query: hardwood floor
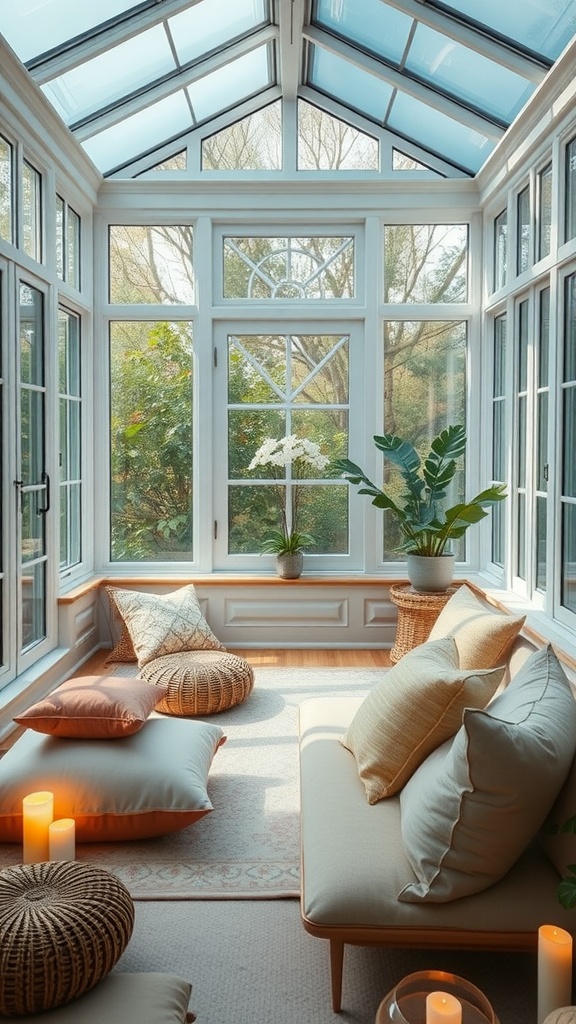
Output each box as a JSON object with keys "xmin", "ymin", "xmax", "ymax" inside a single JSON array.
[{"xmin": 82, "ymin": 646, "xmax": 391, "ymax": 674}]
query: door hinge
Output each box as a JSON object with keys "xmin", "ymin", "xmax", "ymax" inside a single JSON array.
[
  {"xmin": 214, "ymin": 520, "xmax": 218, "ymax": 540},
  {"xmin": 213, "ymin": 346, "xmax": 218, "ymax": 368}
]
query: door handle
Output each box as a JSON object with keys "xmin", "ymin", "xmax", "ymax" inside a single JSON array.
[{"xmin": 36, "ymin": 472, "xmax": 50, "ymax": 516}]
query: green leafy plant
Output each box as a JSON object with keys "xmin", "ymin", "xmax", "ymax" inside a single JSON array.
[
  {"xmin": 333, "ymin": 424, "xmax": 506, "ymax": 556},
  {"xmin": 543, "ymin": 816, "xmax": 576, "ymax": 910}
]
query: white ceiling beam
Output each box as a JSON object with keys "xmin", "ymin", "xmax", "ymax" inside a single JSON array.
[
  {"xmin": 73, "ymin": 25, "xmax": 276, "ymax": 141},
  {"xmin": 379, "ymin": 0, "xmax": 547, "ymax": 83},
  {"xmin": 278, "ymin": 0, "xmax": 305, "ymax": 101},
  {"xmin": 304, "ymin": 25, "xmax": 505, "ymax": 141},
  {"xmin": 29, "ymin": 0, "xmax": 202, "ymax": 83}
]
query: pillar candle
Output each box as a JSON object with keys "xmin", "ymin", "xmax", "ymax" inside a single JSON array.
[
  {"xmin": 538, "ymin": 925, "xmax": 573, "ymax": 1024},
  {"xmin": 48, "ymin": 818, "xmax": 75, "ymax": 861},
  {"xmin": 426, "ymin": 991, "xmax": 462, "ymax": 1024},
  {"xmin": 22, "ymin": 791, "xmax": 54, "ymax": 863}
]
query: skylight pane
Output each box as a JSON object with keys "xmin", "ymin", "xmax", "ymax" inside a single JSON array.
[
  {"xmin": 170, "ymin": 0, "xmax": 267, "ymax": 65},
  {"xmin": 314, "ymin": 0, "xmax": 412, "ymax": 66},
  {"xmin": 406, "ymin": 24, "xmax": 535, "ymax": 124},
  {"xmin": 187, "ymin": 46, "xmax": 271, "ymax": 124},
  {"xmin": 81, "ymin": 91, "xmax": 192, "ymax": 173},
  {"xmin": 387, "ymin": 92, "xmax": 493, "ymax": 172},
  {"xmin": 41, "ymin": 26, "xmax": 175, "ymax": 125},
  {"xmin": 432, "ymin": 0, "xmax": 576, "ymax": 60},
  {"xmin": 0, "ymin": 0, "xmax": 140, "ymax": 62},
  {"xmin": 309, "ymin": 46, "xmax": 393, "ymax": 123}
]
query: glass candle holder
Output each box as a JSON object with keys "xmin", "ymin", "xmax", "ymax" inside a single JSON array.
[{"xmin": 376, "ymin": 970, "xmax": 500, "ymax": 1024}]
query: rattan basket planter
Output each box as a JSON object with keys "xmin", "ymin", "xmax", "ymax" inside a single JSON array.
[{"xmin": 0, "ymin": 860, "xmax": 135, "ymax": 1016}]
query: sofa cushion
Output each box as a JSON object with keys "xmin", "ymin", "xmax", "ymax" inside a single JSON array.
[
  {"xmin": 0, "ymin": 718, "xmax": 225, "ymax": 842},
  {"xmin": 106, "ymin": 584, "xmax": 225, "ymax": 667},
  {"xmin": 340, "ymin": 637, "xmax": 503, "ymax": 802},
  {"xmin": 427, "ymin": 583, "xmax": 525, "ymax": 669},
  {"xmin": 299, "ymin": 693, "xmax": 573, "ymax": 935},
  {"xmin": 398, "ymin": 645, "xmax": 576, "ymax": 902},
  {"xmin": 13, "ymin": 675, "xmax": 167, "ymax": 739}
]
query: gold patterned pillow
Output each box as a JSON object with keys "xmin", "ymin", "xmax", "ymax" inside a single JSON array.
[{"xmin": 106, "ymin": 585, "xmax": 225, "ymax": 667}]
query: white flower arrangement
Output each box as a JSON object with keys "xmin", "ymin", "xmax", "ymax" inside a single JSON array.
[{"xmin": 248, "ymin": 435, "xmax": 329, "ymax": 555}]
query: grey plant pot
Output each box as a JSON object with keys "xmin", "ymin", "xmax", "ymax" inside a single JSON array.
[
  {"xmin": 406, "ymin": 553, "xmax": 455, "ymax": 593},
  {"xmin": 276, "ymin": 551, "xmax": 304, "ymax": 579}
]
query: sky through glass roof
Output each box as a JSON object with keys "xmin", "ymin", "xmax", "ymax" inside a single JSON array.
[{"xmin": 0, "ymin": 0, "xmax": 574, "ymax": 177}]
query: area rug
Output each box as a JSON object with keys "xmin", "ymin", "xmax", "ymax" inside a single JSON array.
[{"xmin": 0, "ymin": 666, "xmax": 379, "ymax": 900}]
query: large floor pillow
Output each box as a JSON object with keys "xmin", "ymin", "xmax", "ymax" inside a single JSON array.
[{"xmin": 0, "ymin": 718, "xmax": 225, "ymax": 842}]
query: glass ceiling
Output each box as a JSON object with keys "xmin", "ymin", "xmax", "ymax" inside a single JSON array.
[{"xmin": 0, "ymin": 0, "xmax": 574, "ymax": 178}]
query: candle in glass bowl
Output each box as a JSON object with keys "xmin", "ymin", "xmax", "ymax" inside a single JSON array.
[
  {"xmin": 426, "ymin": 991, "xmax": 462, "ymax": 1024},
  {"xmin": 22, "ymin": 791, "xmax": 54, "ymax": 863},
  {"xmin": 538, "ymin": 925, "xmax": 573, "ymax": 1024},
  {"xmin": 48, "ymin": 818, "xmax": 75, "ymax": 861}
]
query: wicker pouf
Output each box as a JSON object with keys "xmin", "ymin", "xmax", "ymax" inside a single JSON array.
[
  {"xmin": 142, "ymin": 649, "xmax": 254, "ymax": 716},
  {"xmin": 0, "ymin": 860, "xmax": 135, "ymax": 1016}
]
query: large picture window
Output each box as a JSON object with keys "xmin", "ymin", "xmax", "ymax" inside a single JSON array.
[
  {"xmin": 382, "ymin": 320, "xmax": 466, "ymax": 559},
  {"xmin": 58, "ymin": 308, "xmax": 82, "ymax": 570},
  {"xmin": 109, "ymin": 321, "xmax": 194, "ymax": 562},
  {"xmin": 109, "ymin": 226, "xmax": 194, "ymax": 304}
]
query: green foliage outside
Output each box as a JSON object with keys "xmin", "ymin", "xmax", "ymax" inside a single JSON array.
[{"xmin": 110, "ymin": 321, "xmax": 193, "ymax": 560}]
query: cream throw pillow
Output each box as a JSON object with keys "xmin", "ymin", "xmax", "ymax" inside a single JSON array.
[
  {"xmin": 427, "ymin": 583, "xmax": 525, "ymax": 669},
  {"xmin": 106, "ymin": 584, "xmax": 225, "ymax": 668},
  {"xmin": 340, "ymin": 636, "xmax": 504, "ymax": 803}
]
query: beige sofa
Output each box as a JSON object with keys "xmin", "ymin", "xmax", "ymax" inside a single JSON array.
[{"xmin": 298, "ymin": 634, "xmax": 576, "ymax": 1012}]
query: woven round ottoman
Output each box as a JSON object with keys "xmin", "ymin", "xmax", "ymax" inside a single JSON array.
[
  {"xmin": 142, "ymin": 649, "xmax": 254, "ymax": 716},
  {"xmin": 0, "ymin": 860, "xmax": 135, "ymax": 1016}
]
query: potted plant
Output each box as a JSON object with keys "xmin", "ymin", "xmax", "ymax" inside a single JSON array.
[
  {"xmin": 248, "ymin": 435, "xmax": 329, "ymax": 578},
  {"xmin": 333, "ymin": 424, "xmax": 506, "ymax": 592}
]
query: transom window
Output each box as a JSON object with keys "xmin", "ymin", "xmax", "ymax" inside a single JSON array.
[{"xmin": 223, "ymin": 236, "xmax": 355, "ymax": 299}]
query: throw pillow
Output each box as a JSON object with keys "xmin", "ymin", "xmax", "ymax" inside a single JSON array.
[
  {"xmin": 13, "ymin": 674, "xmax": 167, "ymax": 739},
  {"xmin": 105, "ymin": 589, "xmax": 137, "ymax": 663},
  {"xmin": 0, "ymin": 717, "xmax": 226, "ymax": 841},
  {"xmin": 398, "ymin": 644, "xmax": 576, "ymax": 903},
  {"xmin": 106, "ymin": 584, "xmax": 225, "ymax": 667},
  {"xmin": 427, "ymin": 583, "xmax": 525, "ymax": 669},
  {"xmin": 340, "ymin": 637, "xmax": 504, "ymax": 802}
]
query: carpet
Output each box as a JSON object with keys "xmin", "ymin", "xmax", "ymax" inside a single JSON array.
[
  {"xmin": 0, "ymin": 666, "xmax": 378, "ymax": 900},
  {"xmin": 114, "ymin": 899, "xmax": 538, "ymax": 1024}
]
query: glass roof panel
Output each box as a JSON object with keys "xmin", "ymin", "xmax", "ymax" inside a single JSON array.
[
  {"xmin": 406, "ymin": 23, "xmax": 536, "ymax": 124},
  {"xmin": 309, "ymin": 45, "xmax": 394, "ymax": 123},
  {"xmin": 0, "ymin": 0, "xmax": 142, "ymax": 63},
  {"xmin": 314, "ymin": 0, "xmax": 412, "ymax": 66},
  {"xmin": 81, "ymin": 91, "xmax": 192, "ymax": 173},
  {"xmin": 431, "ymin": 0, "xmax": 576, "ymax": 60},
  {"xmin": 40, "ymin": 25, "xmax": 175, "ymax": 126},
  {"xmin": 387, "ymin": 91, "xmax": 494, "ymax": 172},
  {"xmin": 170, "ymin": 0, "xmax": 268, "ymax": 65},
  {"xmin": 187, "ymin": 45, "xmax": 271, "ymax": 124}
]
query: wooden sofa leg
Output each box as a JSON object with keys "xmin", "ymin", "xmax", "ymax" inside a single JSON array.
[{"xmin": 329, "ymin": 939, "xmax": 345, "ymax": 1012}]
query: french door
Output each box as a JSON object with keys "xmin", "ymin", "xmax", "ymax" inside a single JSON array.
[
  {"xmin": 0, "ymin": 273, "xmax": 55, "ymax": 689},
  {"xmin": 212, "ymin": 320, "xmax": 364, "ymax": 571}
]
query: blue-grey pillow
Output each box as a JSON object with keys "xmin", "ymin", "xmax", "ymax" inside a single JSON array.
[{"xmin": 398, "ymin": 645, "xmax": 576, "ymax": 902}]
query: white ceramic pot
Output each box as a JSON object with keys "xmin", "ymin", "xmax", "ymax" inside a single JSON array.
[
  {"xmin": 406, "ymin": 553, "xmax": 455, "ymax": 593},
  {"xmin": 276, "ymin": 551, "xmax": 304, "ymax": 579}
]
